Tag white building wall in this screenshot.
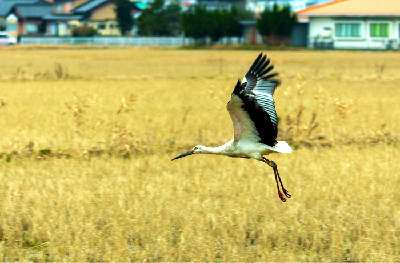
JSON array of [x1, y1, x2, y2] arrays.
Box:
[[309, 17, 400, 50], [397, 22, 400, 39], [308, 17, 334, 48]]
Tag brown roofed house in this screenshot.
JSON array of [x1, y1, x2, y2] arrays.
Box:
[[296, 0, 400, 50]]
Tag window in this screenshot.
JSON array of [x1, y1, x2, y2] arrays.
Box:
[[26, 23, 38, 33], [55, 3, 62, 12], [0, 21, 5, 31], [97, 23, 105, 30], [370, 23, 389, 37], [109, 23, 114, 29], [6, 23, 17, 31], [335, 23, 361, 38]]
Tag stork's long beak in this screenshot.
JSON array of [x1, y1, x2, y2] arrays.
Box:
[[171, 150, 193, 161]]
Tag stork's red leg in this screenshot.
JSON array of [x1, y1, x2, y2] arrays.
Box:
[[262, 157, 291, 202], [273, 163, 291, 199]]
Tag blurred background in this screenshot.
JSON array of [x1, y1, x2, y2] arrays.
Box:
[[2, 0, 396, 50]]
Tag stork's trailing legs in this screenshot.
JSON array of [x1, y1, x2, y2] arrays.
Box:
[[262, 157, 291, 202]]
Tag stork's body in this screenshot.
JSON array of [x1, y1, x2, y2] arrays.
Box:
[[172, 53, 292, 202], [194, 139, 290, 160]]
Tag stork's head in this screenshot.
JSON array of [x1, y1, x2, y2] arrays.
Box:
[[171, 145, 204, 161]]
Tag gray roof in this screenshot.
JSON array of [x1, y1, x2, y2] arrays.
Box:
[[0, 0, 39, 17], [43, 13, 84, 20], [73, 0, 110, 13], [196, 2, 232, 11], [240, 20, 257, 26], [15, 3, 52, 18]]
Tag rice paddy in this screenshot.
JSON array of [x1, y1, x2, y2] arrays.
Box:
[[0, 46, 399, 261]]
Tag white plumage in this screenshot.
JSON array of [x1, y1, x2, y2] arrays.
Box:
[[172, 53, 292, 202]]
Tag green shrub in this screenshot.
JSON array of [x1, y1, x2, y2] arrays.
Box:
[[71, 26, 98, 37]]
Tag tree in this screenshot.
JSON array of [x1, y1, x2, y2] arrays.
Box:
[[182, 5, 243, 44], [164, 4, 181, 36], [237, 7, 255, 21], [181, 5, 208, 43], [208, 9, 224, 43], [225, 5, 243, 41], [114, 0, 134, 35], [257, 4, 297, 45], [137, 0, 181, 36]]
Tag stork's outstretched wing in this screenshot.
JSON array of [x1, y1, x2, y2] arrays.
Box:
[[226, 53, 280, 147]]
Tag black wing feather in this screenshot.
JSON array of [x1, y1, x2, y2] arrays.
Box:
[[249, 53, 263, 72], [252, 55, 267, 74], [232, 81, 277, 146], [234, 53, 280, 146], [259, 64, 274, 76]]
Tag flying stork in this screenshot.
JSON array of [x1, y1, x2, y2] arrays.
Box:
[[171, 53, 292, 202]]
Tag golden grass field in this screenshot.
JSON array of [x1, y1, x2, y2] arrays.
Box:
[[0, 46, 399, 261]]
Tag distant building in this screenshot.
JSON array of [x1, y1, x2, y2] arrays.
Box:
[[196, 1, 234, 11], [71, 0, 121, 36], [245, 0, 331, 14], [0, 0, 40, 37], [14, 0, 60, 36], [241, 20, 263, 44], [0, 0, 136, 37], [297, 0, 400, 50]]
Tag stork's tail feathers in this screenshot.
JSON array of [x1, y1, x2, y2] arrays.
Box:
[[273, 141, 292, 153]]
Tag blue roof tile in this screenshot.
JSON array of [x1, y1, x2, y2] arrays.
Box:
[[0, 0, 39, 17], [73, 0, 110, 13], [15, 3, 53, 18], [43, 13, 84, 20]]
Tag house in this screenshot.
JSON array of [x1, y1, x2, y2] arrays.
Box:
[[245, 0, 332, 14], [240, 20, 263, 44], [72, 0, 121, 35], [195, 0, 234, 11], [42, 0, 84, 36], [239, 0, 332, 45], [296, 0, 400, 50], [0, 0, 40, 37], [48, 0, 127, 36], [13, 1, 53, 36], [39, 0, 121, 36], [0, 0, 134, 37]]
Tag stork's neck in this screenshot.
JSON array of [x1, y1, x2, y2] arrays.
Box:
[[200, 140, 234, 155], [201, 146, 227, 155]]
